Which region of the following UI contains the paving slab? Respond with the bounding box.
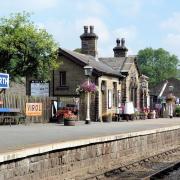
[0,118,180,154]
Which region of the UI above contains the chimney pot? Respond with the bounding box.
[121,38,125,48]
[80,26,98,57]
[84,26,88,34]
[116,38,120,46]
[90,26,94,33]
[113,38,128,57]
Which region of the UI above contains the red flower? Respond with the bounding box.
[64,113,77,120]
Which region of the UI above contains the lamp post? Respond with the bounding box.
[168,85,174,93]
[141,79,147,110]
[167,85,174,118]
[84,64,93,124]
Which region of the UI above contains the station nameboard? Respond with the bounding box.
[0,73,9,89]
[26,103,42,116]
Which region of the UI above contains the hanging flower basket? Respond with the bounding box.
[76,80,97,95]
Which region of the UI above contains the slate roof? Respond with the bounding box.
[59,48,123,77]
[150,78,180,98]
[99,55,138,73]
[59,48,140,78]
[99,57,125,71]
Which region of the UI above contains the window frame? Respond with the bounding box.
[59,71,66,87]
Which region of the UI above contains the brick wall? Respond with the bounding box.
[0,128,180,180]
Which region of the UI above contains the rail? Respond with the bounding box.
[96,147,180,179]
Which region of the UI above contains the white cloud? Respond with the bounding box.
[39,19,79,49]
[109,0,143,17]
[76,0,107,16]
[162,33,180,57]
[113,26,138,42]
[111,26,138,56]
[161,12,180,32]
[38,17,111,55]
[40,17,139,57]
[161,12,180,58]
[75,17,110,42]
[75,17,112,56]
[1,0,59,12]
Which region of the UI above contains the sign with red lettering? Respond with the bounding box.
[26,103,42,116]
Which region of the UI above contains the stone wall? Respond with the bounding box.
[6,81,26,96]
[125,63,140,110]
[53,56,87,96]
[1,128,179,180]
[98,76,121,121]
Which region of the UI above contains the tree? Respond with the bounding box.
[177,69,180,80]
[0,12,59,81]
[73,48,82,53]
[138,48,179,87]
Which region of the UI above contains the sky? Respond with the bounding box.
[1,0,180,61]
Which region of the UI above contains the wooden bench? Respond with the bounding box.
[0,108,26,126]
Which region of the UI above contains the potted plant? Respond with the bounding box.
[134,110,139,120]
[175,106,180,117]
[102,113,112,122]
[139,111,146,120]
[148,110,156,119]
[63,112,77,126]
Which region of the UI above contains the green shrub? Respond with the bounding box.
[175,106,180,116]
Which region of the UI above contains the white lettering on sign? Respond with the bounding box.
[0,77,8,85]
[0,73,9,89]
[26,103,42,116]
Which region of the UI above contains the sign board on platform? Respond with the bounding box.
[30,80,49,97]
[0,73,9,89]
[26,103,42,116]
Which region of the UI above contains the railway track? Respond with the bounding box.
[95,147,180,180]
[146,161,180,179]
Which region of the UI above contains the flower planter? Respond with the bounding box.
[175,106,180,117]
[102,114,112,122]
[148,112,153,119]
[139,112,146,120]
[64,119,76,126]
[148,110,156,119]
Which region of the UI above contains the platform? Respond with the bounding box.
[0,118,180,162]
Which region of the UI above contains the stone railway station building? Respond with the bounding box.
[52,26,149,121]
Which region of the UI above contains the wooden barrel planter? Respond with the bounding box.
[64,119,76,126]
[102,113,112,122]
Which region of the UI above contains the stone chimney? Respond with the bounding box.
[80,26,98,57]
[113,38,128,57]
